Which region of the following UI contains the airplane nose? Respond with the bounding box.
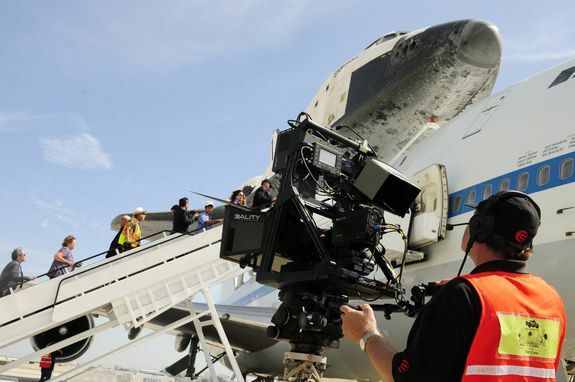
[459,20,502,68]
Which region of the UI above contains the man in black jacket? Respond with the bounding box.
[252,179,276,209]
[0,247,36,297]
[172,197,196,233]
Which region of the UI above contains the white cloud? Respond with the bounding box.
[41,133,113,170]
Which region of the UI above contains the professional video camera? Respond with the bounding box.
[220,113,421,379]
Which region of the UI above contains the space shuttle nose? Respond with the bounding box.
[459,20,502,68]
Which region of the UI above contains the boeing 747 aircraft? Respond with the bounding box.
[3,18,572,382]
[122,20,573,380]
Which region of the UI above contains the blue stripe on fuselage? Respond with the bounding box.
[448,150,575,218]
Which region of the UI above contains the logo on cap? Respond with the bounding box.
[398,359,410,374]
[515,230,529,243]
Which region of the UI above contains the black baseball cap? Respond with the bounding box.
[474,192,541,247]
[179,197,188,206]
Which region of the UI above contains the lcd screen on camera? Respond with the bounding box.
[318,148,337,168]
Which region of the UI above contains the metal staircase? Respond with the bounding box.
[0,226,246,381]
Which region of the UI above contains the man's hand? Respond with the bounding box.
[340,304,379,344]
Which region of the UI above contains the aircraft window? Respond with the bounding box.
[517,172,529,191]
[499,178,510,191]
[452,195,462,212]
[537,165,550,186]
[466,190,477,206]
[482,184,492,200]
[560,158,574,179]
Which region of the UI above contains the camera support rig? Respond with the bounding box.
[220,114,421,380]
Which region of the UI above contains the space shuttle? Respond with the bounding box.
[128,18,502,235]
[2,18,573,381]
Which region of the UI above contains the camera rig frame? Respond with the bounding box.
[220,114,423,374]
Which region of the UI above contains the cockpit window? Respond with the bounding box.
[365,31,408,49]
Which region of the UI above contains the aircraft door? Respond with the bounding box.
[408,164,448,249]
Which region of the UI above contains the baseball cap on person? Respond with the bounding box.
[491,196,540,246]
[473,193,541,247]
[179,197,188,206]
[205,200,214,207]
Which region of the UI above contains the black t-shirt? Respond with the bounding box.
[391,260,528,382]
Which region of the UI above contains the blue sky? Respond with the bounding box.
[1,0,574,373]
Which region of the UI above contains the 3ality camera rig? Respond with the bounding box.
[220,113,424,378]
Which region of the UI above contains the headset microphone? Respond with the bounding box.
[446,222,469,231]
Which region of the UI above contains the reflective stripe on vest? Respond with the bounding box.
[40,355,52,368]
[461,271,565,381]
[466,365,555,378]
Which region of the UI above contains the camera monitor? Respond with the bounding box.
[311,142,343,176]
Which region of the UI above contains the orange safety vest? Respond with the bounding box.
[461,271,565,381]
[39,355,52,369]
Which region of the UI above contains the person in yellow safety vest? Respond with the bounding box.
[118,207,147,251]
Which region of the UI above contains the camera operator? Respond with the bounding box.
[340,191,566,381]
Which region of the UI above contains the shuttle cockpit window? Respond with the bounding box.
[365,31,408,49]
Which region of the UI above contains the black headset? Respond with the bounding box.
[457,190,541,276]
[468,190,541,243]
